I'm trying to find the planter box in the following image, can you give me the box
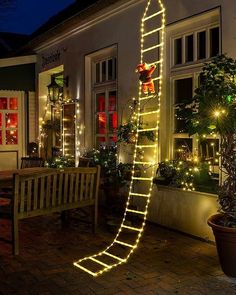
[143,185,218,242]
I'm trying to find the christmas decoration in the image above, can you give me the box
[136,62,156,94]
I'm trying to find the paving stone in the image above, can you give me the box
[0,214,236,294]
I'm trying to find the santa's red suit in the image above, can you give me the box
[136,63,156,94]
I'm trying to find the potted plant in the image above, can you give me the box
[177,54,236,277]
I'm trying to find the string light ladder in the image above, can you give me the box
[74,0,165,276]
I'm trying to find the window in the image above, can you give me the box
[172,75,220,179]
[198,31,206,59]
[93,54,117,147]
[95,90,117,147]
[210,27,220,57]
[95,57,117,84]
[185,34,194,62]
[0,97,18,145]
[173,26,220,66]
[174,78,193,133]
[174,38,182,65]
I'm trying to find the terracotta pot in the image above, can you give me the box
[208,213,236,277]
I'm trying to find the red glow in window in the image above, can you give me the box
[0,97,7,109]
[5,113,18,128]
[0,113,2,128]
[9,97,18,110]
[97,113,106,134]
[0,131,2,145]
[109,92,116,111]
[109,113,118,132]
[109,136,117,143]
[6,130,18,145]
[97,94,105,112]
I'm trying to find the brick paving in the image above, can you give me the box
[0,211,236,295]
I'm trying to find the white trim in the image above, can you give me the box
[0,55,36,68]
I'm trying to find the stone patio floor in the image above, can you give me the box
[0,211,236,295]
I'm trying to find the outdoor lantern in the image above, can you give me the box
[47,76,62,104]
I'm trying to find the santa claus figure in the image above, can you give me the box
[136,63,156,94]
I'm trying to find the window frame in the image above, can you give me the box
[172,23,220,68]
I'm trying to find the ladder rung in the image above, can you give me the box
[134,161,152,165]
[137,127,158,132]
[139,110,159,116]
[142,43,163,53]
[137,144,156,148]
[89,257,110,268]
[103,251,125,262]
[140,93,160,101]
[130,192,150,197]
[143,9,165,21]
[115,240,134,248]
[153,76,161,81]
[132,176,153,181]
[73,262,97,277]
[126,209,146,215]
[122,225,142,232]
[143,26,165,37]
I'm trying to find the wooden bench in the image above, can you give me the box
[1,166,100,255]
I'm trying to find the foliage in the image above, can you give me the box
[46,156,74,168]
[176,54,236,225]
[83,146,133,187]
[117,121,155,143]
[154,160,217,193]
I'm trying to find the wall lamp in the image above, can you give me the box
[47,75,69,104]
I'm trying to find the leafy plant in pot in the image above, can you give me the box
[177,54,236,277]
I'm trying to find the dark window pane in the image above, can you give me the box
[96,93,105,112]
[108,91,116,111]
[102,61,106,82]
[95,63,100,83]
[0,97,7,109]
[175,78,193,104]
[185,35,193,62]
[175,78,193,133]
[174,138,193,160]
[210,27,219,57]
[199,139,219,162]
[174,38,182,65]
[114,58,117,79]
[108,59,113,80]
[0,130,2,145]
[198,31,206,59]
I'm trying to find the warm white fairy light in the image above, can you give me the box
[74,0,165,276]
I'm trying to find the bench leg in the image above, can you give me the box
[12,217,19,255]
[93,204,98,234]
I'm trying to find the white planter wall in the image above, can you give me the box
[146,186,218,242]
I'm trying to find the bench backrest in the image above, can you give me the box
[13,166,100,219]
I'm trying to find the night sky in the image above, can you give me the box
[0,0,76,35]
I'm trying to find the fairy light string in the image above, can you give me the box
[74,0,166,276]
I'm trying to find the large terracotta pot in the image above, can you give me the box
[208,213,236,277]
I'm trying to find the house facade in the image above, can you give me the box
[0,0,235,169]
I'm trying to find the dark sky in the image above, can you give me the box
[0,0,76,35]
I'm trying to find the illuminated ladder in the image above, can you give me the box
[74,0,165,277]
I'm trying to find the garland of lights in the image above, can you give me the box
[74,0,166,276]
